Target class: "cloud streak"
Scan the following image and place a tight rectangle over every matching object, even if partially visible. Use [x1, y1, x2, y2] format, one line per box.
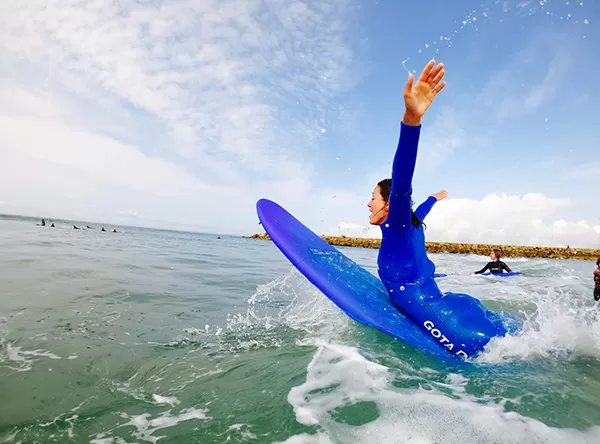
[0, 0, 371, 233]
[0, 0, 359, 177]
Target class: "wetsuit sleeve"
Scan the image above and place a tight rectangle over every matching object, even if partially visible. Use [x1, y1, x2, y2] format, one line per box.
[385, 122, 422, 231]
[501, 261, 512, 272]
[474, 262, 492, 274]
[414, 196, 437, 221]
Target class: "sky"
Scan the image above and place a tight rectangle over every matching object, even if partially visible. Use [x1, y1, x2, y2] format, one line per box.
[1, 0, 599, 248]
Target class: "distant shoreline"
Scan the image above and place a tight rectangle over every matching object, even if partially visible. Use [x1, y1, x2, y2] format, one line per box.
[248, 233, 600, 261]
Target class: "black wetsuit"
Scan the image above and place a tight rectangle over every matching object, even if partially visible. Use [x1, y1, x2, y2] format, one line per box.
[474, 260, 512, 274]
[594, 269, 600, 302]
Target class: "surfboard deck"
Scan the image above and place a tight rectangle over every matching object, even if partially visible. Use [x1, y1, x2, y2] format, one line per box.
[480, 272, 521, 277]
[256, 198, 463, 363]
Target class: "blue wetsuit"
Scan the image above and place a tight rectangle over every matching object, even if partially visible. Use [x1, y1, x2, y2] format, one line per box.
[377, 122, 516, 359]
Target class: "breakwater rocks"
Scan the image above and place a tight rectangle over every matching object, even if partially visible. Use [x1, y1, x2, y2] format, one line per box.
[248, 233, 600, 261]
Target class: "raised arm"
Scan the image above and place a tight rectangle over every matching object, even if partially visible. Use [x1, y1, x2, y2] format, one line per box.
[385, 123, 421, 229]
[384, 60, 446, 231]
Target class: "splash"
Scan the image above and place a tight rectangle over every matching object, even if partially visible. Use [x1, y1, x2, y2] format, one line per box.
[402, 0, 592, 69]
[282, 341, 600, 444]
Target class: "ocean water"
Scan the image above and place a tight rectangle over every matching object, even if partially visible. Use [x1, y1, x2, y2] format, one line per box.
[1, 215, 600, 444]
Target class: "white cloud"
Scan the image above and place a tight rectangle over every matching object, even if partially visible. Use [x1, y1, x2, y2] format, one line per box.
[0, 84, 368, 234]
[0, 0, 367, 232]
[330, 193, 600, 249]
[0, 0, 358, 176]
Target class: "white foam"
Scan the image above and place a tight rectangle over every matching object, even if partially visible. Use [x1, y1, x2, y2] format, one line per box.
[479, 288, 600, 363]
[284, 342, 600, 444]
[91, 407, 209, 443]
[2, 344, 62, 372]
[275, 433, 334, 444]
[223, 269, 350, 345]
[121, 408, 208, 443]
[151, 394, 180, 406]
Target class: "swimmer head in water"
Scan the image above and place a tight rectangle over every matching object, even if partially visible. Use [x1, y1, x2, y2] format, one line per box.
[368, 178, 425, 229]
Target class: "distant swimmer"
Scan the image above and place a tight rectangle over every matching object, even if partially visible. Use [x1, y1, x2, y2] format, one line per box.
[101, 227, 106, 232]
[73, 225, 79, 230]
[86, 225, 93, 229]
[51, 223, 55, 227]
[594, 257, 600, 302]
[472, 249, 512, 274]
[112, 228, 117, 233]
[41, 218, 46, 226]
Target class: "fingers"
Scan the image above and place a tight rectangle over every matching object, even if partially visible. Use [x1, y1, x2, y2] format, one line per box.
[418, 59, 436, 84]
[430, 67, 445, 88]
[404, 72, 414, 97]
[432, 81, 446, 96]
[427, 62, 444, 84]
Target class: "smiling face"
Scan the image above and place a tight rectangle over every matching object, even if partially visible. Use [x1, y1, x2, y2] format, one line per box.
[368, 185, 389, 225]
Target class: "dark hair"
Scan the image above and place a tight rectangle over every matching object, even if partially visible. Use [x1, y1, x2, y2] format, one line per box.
[597, 257, 600, 267]
[492, 248, 502, 260]
[377, 178, 425, 229]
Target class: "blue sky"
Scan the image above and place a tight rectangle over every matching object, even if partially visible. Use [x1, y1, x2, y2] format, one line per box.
[0, 0, 599, 247]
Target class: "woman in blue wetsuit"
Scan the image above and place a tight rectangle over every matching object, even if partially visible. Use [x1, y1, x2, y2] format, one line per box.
[367, 60, 520, 359]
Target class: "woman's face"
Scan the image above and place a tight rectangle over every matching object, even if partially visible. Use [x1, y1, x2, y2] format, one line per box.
[368, 185, 388, 225]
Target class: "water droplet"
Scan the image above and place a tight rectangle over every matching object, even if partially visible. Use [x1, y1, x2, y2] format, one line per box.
[540, 1, 545, 5]
[400, 286, 405, 291]
[584, 18, 589, 24]
[385, 223, 390, 228]
[425, 43, 429, 48]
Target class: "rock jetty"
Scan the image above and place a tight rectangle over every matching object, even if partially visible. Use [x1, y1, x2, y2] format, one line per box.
[248, 233, 600, 261]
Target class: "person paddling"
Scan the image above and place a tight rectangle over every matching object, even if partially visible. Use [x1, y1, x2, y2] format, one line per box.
[594, 257, 600, 302]
[472, 249, 513, 275]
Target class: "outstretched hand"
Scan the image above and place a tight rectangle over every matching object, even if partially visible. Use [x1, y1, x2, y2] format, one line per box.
[403, 60, 446, 126]
[432, 189, 448, 201]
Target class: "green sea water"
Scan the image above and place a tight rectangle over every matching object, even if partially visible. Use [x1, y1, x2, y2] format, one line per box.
[1, 215, 600, 443]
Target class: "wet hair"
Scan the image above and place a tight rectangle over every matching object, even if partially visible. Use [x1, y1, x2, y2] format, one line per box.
[491, 248, 502, 260]
[377, 178, 425, 229]
[597, 257, 600, 267]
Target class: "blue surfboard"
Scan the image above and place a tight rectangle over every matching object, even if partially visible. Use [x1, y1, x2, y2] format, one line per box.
[480, 272, 521, 277]
[256, 198, 464, 363]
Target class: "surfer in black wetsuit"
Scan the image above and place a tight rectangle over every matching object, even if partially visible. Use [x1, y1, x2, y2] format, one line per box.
[472, 249, 512, 274]
[593, 257, 600, 302]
